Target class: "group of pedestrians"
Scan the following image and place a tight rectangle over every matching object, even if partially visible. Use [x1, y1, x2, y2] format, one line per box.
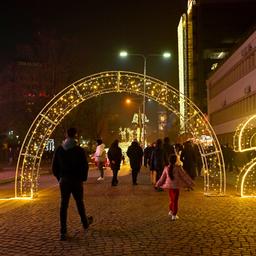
[145, 138, 200, 185]
[93, 136, 198, 222]
[143, 137, 198, 220]
[51, 128, 197, 241]
[94, 138, 144, 186]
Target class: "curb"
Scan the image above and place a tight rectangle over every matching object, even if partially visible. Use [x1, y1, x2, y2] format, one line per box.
[0, 178, 15, 184]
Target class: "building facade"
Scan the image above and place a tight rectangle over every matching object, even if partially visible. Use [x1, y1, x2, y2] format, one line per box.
[207, 29, 256, 145]
[178, 0, 256, 115]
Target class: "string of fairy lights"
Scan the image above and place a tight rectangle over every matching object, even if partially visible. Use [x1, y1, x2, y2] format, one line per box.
[15, 71, 225, 198]
[234, 115, 256, 197]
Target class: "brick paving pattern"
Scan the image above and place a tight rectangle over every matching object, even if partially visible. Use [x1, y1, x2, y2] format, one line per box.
[0, 165, 256, 255]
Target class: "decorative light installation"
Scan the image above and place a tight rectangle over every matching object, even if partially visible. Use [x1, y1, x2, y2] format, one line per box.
[234, 115, 256, 197]
[15, 71, 225, 198]
[233, 115, 256, 152]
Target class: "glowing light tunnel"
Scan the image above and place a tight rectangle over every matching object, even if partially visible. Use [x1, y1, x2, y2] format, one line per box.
[234, 115, 256, 197]
[15, 71, 225, 198]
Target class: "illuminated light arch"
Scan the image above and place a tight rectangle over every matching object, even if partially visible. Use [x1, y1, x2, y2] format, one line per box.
[15, 71, 225, 198]
[237, 159, 256, 198]
[233, 115, 256, 152]
[234, 115, 256, 197]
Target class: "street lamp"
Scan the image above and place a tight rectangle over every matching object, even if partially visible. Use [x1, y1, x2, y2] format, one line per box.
[119, 51, 171, 148]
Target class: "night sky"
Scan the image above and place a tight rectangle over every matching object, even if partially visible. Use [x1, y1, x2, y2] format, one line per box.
[1, 0, 187, 86]
[0, 1, 188, 137]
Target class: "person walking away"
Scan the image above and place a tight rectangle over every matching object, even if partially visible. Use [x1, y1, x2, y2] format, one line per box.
[52, 127, 93, 241]
[150, 139, 164, 189]
[148, 142, 156, 184]
[94, 139, 106, 181]
[155, 154, 195, 220]
[180, 140, 197, 180]
[193, 143, 203, 176]
[163, 137, 175, 166]
[143, 143, 153, 168]
[107, 139, 122, 186]
[127, 140, 143, 185]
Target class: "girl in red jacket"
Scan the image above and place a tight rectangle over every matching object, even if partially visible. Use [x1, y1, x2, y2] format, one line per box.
[155, 154, 194, 220]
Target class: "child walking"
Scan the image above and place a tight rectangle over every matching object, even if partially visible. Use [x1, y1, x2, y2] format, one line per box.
[155, 154, 194, 220]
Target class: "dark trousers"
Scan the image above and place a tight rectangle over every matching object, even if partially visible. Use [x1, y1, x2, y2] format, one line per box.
[156, 168, 164, 182]
[168, 188, 180, 216]
[111, 168, 119, 185]
[97, 161, 104, 177]
[59, 178, 88, 234]
[131, 169, 139, 184]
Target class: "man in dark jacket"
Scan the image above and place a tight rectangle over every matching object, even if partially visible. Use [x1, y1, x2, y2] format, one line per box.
[107, 139, 123, 186]
[127, 140, 143, 185]
[52, 127, 93, 241]
[150, 138, 164, 188]
[143, 143, 153, 168]
[163, 137, 175, 166]
[180, 140, 197, 180]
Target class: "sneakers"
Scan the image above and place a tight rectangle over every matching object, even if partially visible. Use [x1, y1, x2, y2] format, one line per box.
[171, 215, 179, 221]
[168, 210, 179, 220]
[97, 177, 104, 181]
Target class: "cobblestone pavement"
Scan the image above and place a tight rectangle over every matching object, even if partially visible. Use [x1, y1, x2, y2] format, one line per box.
[0, 166, 256, 256]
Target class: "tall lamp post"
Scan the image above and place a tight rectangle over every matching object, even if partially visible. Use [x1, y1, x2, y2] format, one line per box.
[119, 51, 171, 148]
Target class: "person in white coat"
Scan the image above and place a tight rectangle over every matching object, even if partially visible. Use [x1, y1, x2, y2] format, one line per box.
[94, 139, 106, 181]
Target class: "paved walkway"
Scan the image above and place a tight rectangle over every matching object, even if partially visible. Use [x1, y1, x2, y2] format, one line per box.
[0, 165, 256, 255]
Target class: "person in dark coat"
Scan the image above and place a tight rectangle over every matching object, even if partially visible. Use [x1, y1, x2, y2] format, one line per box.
[107, 139, 123, 186]
[52, 127, 93, 241]
[150, 138, 165, 188]
[194, 143, 203, 176]
[180, 140, 197, 180]
[127, 140, 144, 185]
[143, 143, 153, 168]
[163, 137, 175, 166]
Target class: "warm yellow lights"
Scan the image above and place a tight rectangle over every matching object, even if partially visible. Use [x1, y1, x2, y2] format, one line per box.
[15, 71, 225, 198]
[234, 115, 256, 197]
[125, 98, 132, 104]
[0, 197, 33, 201]
[234, 115, 256, 152]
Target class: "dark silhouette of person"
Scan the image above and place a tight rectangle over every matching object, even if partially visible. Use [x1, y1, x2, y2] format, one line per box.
[143, 143, 153, 168]
[194, 144, 203, 176]
[52, 127, 93, 241]
[163, 137, 175, 166]
[150, 138, 165, 189]
[107, 139, 123, 186]
[127, 139, 144, 185]
[180, 140, 197, 180]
